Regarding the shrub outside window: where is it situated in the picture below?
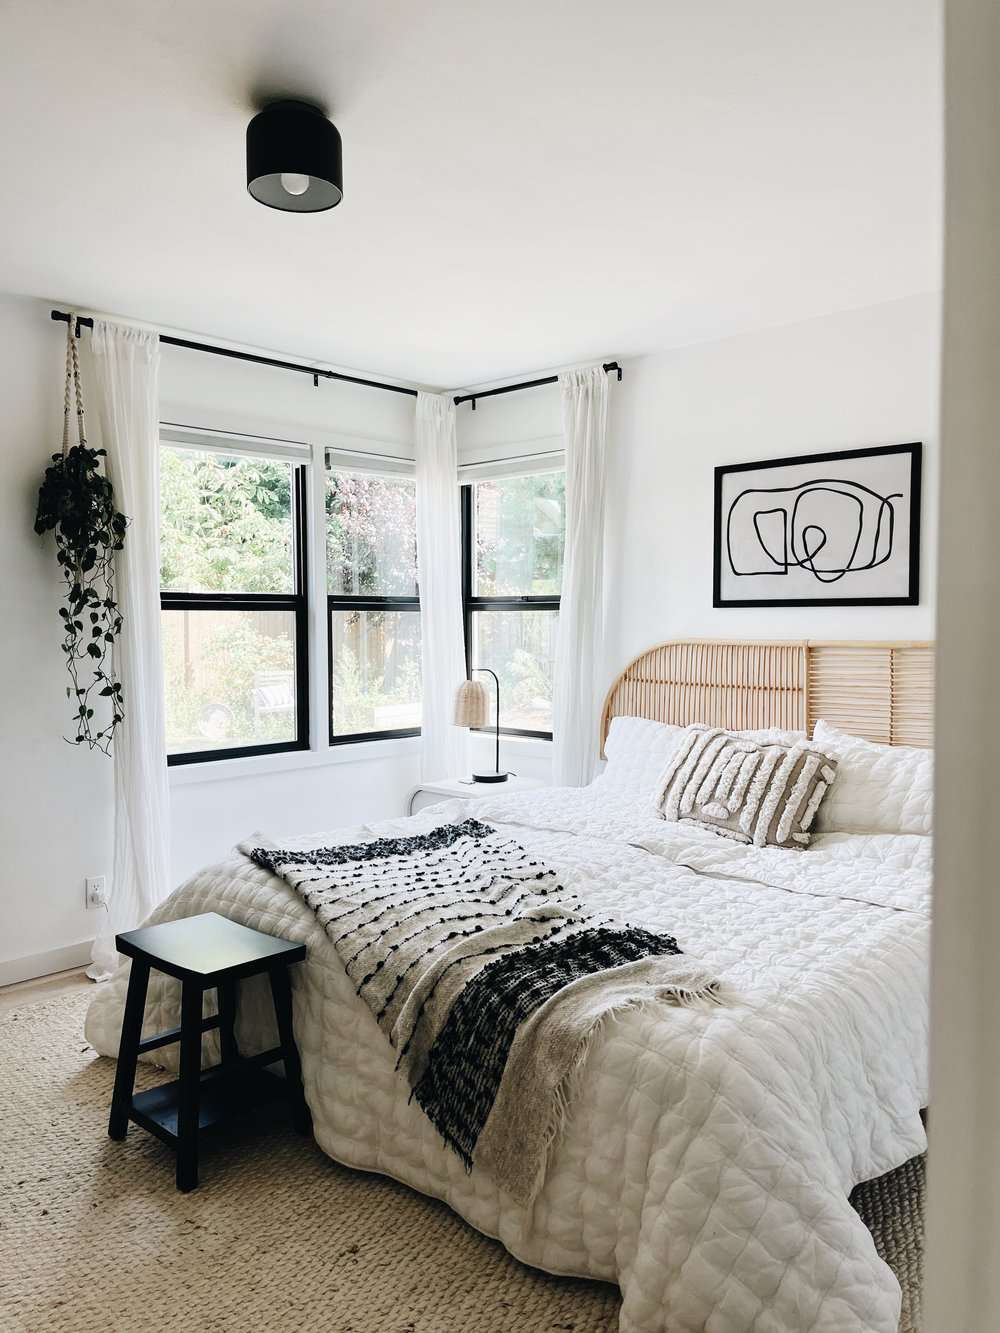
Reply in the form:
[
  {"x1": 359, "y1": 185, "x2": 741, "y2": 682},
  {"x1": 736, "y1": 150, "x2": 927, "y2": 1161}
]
[
  {"x1": 462, "y1": 472, "x2": 564, "y2": 738},
  {"x1": 159, "y1": 444, "x2": 308, "y2": 764},
  {"x1": 327, "y1": 468, "x2": 421, "y2": 742}
]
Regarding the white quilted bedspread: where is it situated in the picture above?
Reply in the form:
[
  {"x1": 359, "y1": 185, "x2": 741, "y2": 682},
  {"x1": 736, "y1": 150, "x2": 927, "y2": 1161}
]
[{"x1": 85, "y1": 785, "x2": 929, "y2": 1333}]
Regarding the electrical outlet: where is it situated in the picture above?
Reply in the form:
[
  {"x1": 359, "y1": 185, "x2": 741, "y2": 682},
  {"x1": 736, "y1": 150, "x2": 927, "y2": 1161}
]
[{"x1": 85, "y1": 876, "x2": 107, "y2": 910}]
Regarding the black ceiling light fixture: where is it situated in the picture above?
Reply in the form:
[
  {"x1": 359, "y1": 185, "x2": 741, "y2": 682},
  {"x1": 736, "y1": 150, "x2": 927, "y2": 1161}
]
[{"x1": 246, "y1": 99, "x2": 343, "y2": 213}]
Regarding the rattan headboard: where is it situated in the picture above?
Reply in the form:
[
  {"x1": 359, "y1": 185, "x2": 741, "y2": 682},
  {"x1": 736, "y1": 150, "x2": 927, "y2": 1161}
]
[{"x1": 600, "y1": 640, "x2": 934, "y2": 754}]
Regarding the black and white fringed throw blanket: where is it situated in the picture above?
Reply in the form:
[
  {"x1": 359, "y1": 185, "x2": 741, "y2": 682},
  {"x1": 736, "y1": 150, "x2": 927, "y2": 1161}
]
[{"x1": 246, "y1": 819, "x2": 718, "y2": 1204}]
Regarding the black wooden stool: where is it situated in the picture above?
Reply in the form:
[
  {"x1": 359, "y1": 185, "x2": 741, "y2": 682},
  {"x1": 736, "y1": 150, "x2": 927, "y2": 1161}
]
[{"x1": 108, "y1": 911, "x2": 310, "y2": 1192}]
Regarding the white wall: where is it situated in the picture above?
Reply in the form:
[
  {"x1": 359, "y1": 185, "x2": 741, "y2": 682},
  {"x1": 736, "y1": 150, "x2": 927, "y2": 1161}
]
[
  {"x1": 0, "y1": 294, "x2": 114, "y2": 979},
  {"x1": 0, "y1": 294, "x2": 422, "y2": 981},
  {"x1": 458, "y1": 292, "x2": 940, "y2": 703}
]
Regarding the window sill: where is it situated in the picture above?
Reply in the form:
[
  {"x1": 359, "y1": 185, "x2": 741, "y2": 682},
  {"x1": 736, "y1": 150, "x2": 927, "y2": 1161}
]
[{"x1": 168, "y1": 735, "x2": 421, "y2": 787}]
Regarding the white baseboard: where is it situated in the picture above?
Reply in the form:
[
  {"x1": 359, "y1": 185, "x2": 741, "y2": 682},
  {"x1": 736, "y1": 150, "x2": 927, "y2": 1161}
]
[{"x1": 0, "y1": 939, "x2": 93, "y2": 987}]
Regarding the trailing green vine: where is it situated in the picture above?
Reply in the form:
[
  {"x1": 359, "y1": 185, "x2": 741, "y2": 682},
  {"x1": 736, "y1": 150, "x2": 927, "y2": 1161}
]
[{"x1": 35, "y1": 324, "x2": 128, "y2": 755}]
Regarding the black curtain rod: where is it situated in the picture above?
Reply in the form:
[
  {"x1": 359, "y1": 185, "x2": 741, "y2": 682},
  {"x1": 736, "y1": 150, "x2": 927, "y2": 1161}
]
[
  {"x1": 52, "y1": 309, "x2": 621, "y2": 410},
  {"x1": 50, "y1": 309, "x2": 419, "y2": 398},
  {"x1": 453, "y1": 361, "x2": 622, "y2": 409}
]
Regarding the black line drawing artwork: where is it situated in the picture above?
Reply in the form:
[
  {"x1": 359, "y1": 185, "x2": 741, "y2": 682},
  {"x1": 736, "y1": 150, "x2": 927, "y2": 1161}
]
[
  {"x1": 726, "y1": 479, "x2": 901, "y2": 584},
  {"x1": 712, "y1": 443, "x2": 922, "y2": 609}
]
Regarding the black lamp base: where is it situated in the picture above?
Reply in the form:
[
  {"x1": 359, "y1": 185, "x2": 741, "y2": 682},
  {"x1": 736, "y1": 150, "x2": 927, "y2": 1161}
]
[{"x1": 469, "y1": 771, "x2": 510, "y2": 784}]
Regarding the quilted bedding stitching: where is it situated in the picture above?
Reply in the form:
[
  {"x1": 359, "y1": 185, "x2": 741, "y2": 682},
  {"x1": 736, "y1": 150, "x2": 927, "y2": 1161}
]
[{"x1": 84, "y1": 786, "x2": 929, "y2": 1333}]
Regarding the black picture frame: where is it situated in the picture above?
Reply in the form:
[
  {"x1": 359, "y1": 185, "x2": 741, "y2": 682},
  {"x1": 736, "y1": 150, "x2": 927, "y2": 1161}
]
[{"x1": 713, "y1": 442, "x2": 922, "y2": 608}]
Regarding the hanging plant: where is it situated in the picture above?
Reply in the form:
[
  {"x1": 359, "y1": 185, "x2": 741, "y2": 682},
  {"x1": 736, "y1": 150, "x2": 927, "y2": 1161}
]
[{"x1": 34, "y1": 321, "x2": 128, "y2": 755}]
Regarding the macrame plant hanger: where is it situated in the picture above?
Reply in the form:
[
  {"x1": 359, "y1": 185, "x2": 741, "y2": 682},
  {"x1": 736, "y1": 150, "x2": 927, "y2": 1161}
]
[
  {"x1": 63, "y1": 314, "x2": 87, "y2": 458},
  {"x1": 37, "y1": 314, "x2": 128, "y2": 756}
]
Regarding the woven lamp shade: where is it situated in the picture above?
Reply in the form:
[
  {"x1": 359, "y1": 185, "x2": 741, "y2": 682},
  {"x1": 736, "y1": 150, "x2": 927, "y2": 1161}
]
[{"x1": 453, "y1": 678, "x2": 489, "y2": 728}]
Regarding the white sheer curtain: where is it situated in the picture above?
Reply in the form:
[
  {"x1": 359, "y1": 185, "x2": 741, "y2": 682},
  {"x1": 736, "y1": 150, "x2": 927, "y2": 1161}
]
[
  {"x1": 415, "y1": 392, "x2": 467, "y2": 780},
  {"x1": 88, "y1": 321, "x2": 170, "y2": 980},
  {"x1": 552, "y1": 366, "x2": 609, "y2": 787}
]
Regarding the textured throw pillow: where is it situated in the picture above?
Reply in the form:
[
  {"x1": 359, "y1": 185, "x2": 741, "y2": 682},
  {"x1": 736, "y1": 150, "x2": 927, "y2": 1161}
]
[
  {"x1": 811, "y1": 719, "x2": 933, "y2": 836},
  {"x1": 653, "y1": 725, "x2": 838, "y2": 849},
  {"x1": 738, "y1": 727, "x2": 808, "y2": 746}
]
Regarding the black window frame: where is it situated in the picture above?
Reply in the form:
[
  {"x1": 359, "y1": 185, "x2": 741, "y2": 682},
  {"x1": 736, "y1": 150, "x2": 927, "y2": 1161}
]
[
  {"x1": 460, "y1": 481, "x2": 561, "y2": 742},
  {"x1": 162, "y1": 459, "x2": 310, "y2": 767},
  {"x1": 327, "y1": 468, "x2": 421, "y2": 745}
]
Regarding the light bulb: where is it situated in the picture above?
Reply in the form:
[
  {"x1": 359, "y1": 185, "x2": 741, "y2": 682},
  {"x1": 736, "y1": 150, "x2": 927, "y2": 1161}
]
[{"x1": 280, "y1": 172, "x2": 310, "y2": 197}]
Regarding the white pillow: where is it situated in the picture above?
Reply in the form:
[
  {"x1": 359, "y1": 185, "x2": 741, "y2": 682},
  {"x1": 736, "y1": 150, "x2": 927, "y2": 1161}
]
[
  {"x1": 811, "y1": 719, "x2": 933, "y2": 836},
  {"x1": 596, "y1": 717, "x2": 683, "y2": 796},
  {"x1": 596, "y1": 717, "x2": 807, "y2": 800}
]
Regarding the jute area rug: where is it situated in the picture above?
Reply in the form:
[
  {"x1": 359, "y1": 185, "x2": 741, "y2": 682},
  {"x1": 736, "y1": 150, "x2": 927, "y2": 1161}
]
[{"x1": 1, "y1": 990, "x2": 923, "y2": 1332}]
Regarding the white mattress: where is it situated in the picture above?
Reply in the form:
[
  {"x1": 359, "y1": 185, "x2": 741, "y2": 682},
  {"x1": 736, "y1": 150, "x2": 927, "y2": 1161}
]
[{"x1": 85, "y1": 784, "x2": 929, "y2": 1333}]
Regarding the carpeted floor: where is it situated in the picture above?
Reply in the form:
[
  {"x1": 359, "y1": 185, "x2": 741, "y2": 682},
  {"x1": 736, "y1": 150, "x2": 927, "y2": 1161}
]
[{"x1": 1, "y1": 990, "x2": 923, "y2": 1332}]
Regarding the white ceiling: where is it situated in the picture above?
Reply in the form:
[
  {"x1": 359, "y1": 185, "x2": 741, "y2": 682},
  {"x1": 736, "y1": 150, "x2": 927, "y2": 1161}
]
[{"x1": 0, "y1": 0, "x2": 941, "y2": 388}]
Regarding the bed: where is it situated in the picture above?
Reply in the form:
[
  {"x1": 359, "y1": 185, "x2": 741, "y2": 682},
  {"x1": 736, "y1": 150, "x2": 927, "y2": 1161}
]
[{"x1": 85, "y1": 639, "x2": 933, "y2": 1333}]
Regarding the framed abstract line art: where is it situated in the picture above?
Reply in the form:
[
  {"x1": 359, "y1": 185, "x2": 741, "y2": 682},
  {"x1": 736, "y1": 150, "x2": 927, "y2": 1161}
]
[{"x1": 713, "y1": 442, "x2": 922, "y2": 608}]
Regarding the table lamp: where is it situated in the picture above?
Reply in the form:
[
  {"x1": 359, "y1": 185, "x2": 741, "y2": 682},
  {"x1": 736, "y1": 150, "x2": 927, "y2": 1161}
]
[{"x1": 452, "y1": 669, "x2": 509, "y2": 783}]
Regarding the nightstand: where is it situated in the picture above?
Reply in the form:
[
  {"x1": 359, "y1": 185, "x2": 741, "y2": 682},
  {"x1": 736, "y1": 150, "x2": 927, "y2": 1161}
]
[{"x1": 407, "y1": 775, "x2": 544, "y2": 816}]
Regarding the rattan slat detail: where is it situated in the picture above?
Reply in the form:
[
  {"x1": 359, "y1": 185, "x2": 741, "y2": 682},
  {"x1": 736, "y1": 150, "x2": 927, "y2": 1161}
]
[{"x1": 600, "y1": 640, "x2": 933, "y2": 753}]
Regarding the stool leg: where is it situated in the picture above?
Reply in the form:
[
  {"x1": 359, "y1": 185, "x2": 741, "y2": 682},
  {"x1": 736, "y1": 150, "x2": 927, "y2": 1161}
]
[
  {"x1": 268, "y1": 966, "x2": 311, "y2": 1135},
  {"x1": 176, "y1": 979, "x2": 204, "y2": 1192},
  {"x1": 217, "y1": 980, "x2": 239, "y2": 1066},
  {"x1": 108, "y1": 960, "x2": 150, "y2": 1141}
]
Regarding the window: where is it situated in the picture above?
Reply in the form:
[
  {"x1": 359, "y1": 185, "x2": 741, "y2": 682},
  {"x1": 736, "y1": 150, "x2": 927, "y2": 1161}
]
[
  {"x1": 461, "y1": 471, "x2": 565, "y2": 737},
  {"x1": 327, "y1": 467, "x2": 421, "y2": 741},
  {"x1": 160, "y1": 444, "x2": 309, "y2": 763}
]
